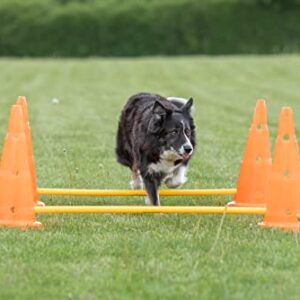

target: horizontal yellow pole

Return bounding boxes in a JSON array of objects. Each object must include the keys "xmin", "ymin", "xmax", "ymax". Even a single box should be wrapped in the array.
[
  {"xmin": 34, "ymin": 205, "xmax": 265, "ymax": 215},
  {"xmin": 37, "ymin": 188, "xmax": 236, "ymax": 197}
]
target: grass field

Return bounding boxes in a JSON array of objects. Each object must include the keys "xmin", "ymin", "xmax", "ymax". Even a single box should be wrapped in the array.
[{"xmin": 1, "ymin": 55, "xmax": 300, "ymax": 300}]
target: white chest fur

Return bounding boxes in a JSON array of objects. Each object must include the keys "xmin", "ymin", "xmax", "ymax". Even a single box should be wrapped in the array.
[{"xmin": 148, "ymin": 150, "xmax": 181, "ymax": 176}]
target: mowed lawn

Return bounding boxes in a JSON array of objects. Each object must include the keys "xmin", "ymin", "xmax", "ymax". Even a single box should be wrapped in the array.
[{"xmin": 1, "ymin": 56, "xmax": 300, "ymax": 300}]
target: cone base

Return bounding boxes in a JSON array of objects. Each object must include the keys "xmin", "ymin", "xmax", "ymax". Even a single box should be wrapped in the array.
[
  {"xmin": 227, "ymin": 201, "xmax": 265, "ymax": 208},
  {"xmin": 0, "ymin": 220, "xmax": 42, "ymax": 229},
  {"xmin": 258, "ymin": 221, "xmax": 300, "ymax": 231}
]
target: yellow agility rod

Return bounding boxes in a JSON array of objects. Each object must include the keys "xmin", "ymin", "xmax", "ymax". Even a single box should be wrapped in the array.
[
  {"xmin": 37, "ymin": 188, "xmax": 237, "ymax": 197},
  {"xmin": 34, "ymin": 205, "xmax": 265, "ymax": 215}
]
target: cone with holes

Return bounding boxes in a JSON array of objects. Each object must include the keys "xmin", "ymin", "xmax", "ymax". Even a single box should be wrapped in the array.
[
  {"xmin": 228, "ymin": 99, "xmax": 271, "ymax": 207},
  {"xmin": 0, "ymin": 105, "xmax": 41, "ymax": 228},
  {"xmin": 16, "ymin": 96, "xmax": 44, "ymax": 207},
  {"xmin": 259, "ymin": 107, "xmax": 300, "ymax": 231}
]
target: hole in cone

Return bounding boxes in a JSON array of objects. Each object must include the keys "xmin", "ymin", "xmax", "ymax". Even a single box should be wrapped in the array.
[
  {"xmin": 255, "ymin": 155, "xmax": 262, "ymax": 163},
  {"xmin": 256, "ymin": 123, "xmax": 263, "ymax": 130},
  {"xmin": 285, "ymin": 209, "xmax": 292, "ymax": 215},
  {"xmin": 282, "ymin": 134, "xmax": 290, "ymax": 141}
]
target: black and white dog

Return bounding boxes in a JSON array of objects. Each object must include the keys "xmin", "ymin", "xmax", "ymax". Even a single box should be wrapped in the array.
[{"xmin": 116, "ymin": 93, "xmax": 196, "ymax": 206}]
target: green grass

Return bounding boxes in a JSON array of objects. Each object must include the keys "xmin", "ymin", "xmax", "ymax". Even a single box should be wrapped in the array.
[{"xmin": 1, "ymin": 55, "xmax": 300, "ymax": 300}]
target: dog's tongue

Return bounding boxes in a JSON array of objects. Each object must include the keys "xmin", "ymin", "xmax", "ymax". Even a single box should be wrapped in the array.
[{"xmin": 182, "ymin": 153, "xmax": 190, "ymax": 161}]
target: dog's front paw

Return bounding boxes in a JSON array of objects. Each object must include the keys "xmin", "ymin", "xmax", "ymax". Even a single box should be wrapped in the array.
[{"xmin": 165, "ymin": 176, "xmax": 187, "ymax": 188}]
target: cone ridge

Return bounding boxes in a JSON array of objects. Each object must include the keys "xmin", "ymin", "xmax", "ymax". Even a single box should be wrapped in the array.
[
  {"xmin": 228, "ymin": 99, "xmax": 271, "ymax": 207},
  {"xmin": 0, "ymin": 102, "xmax": 41, "ymax": 228},
  {"xmin": 252, "ymin": 99, "xmax": 268, "ymax": 127},
  {"xmin": 259, "ymin": 107, "xmax": 300, "ymax": 231},
  {"xmin": 8, "ymin": 105, "xmax": 25, "ymax": 136},
  {"xmin": 16, "ymin": 96, "xmax": 29, "ymax": 124},
  {"xmin": 273, "ymin": 107, "xmax": 299, "ymax": 173},
  {"xmin": 15, "ymin": 96, "xmax": 42, "ymax": 206}
]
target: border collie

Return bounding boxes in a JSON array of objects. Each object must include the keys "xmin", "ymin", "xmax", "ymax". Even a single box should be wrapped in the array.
[{"xmin": 116, "ymin": 92, "xmax": 196, "ymax": 206}]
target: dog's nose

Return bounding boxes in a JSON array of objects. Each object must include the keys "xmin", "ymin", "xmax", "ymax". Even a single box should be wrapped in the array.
[{"xmin": 183, "ymin": 145, "xmax": 193, "ymax": 154}]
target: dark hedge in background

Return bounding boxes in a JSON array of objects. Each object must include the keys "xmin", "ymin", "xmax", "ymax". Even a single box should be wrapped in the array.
[{"xmin": 0, "ymin": 0, "xmax": 300, "ymax": 57}]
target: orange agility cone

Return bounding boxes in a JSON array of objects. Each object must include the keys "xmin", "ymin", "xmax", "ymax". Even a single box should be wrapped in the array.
[
  {"xmin": 16, "ymin": 96, "xmax": 44, "ymax": 207},
  {"xmin": 228, "ymin": 100, "xmax": 271, "ymax": 207},
  {"xmin": 0, "ymin": 105, "xmax": 41, "ymax": 229},
  {"xmin": 259, "ymin": 107, "xmax": 300, "ymax": 231}
]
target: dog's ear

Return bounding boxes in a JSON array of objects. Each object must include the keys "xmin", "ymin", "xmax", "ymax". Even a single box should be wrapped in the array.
[
  {"xmin": 148, "ymin": 101, "xmax": 168, "ymax": 133},
  {"xmin": 152, "ymin": 101, "xmax": 168, "ymax": 116},
  {"xmin": 181, "ymin": 98, "xmax": 193, "ymax": 113},
  {"xmin": 148, "ymin": 114, "xmax": 162, "ymax": 133}
]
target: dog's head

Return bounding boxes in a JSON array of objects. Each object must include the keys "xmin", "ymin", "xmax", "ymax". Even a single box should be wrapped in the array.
[{"xmin": 148, "ymin": 98, "xmax": 195, "ymax": 162}]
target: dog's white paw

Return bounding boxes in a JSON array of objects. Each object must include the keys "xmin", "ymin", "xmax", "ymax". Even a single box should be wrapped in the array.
[
  {"xmin": 130, "ymin": 178, "xmax": 144, "ymax": 189},
  {"xmin": 130, "ymin": 169, "xmax": 144, "ymax": 189},
  {"xmin": 165, "ymin": 165, "xmax": 188, "ymax": 188},
  {"xmin": 165, "ymin": 176, "xmax": 187, "ymax": 188}
]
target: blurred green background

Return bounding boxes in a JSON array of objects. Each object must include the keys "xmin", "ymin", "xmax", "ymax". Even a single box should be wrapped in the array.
[
  {"xmin": 1, "ymin": 2, "xmax": 300, "ymax": 300},
  {"xmin": 1, "ymin": 0, "xmax": 300, "ymax": 57}
]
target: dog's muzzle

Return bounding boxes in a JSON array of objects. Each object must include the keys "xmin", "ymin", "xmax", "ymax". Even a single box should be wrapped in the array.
[{"xmin": 181, "ymin": 144, "xmax": 193, "ymax": 160}]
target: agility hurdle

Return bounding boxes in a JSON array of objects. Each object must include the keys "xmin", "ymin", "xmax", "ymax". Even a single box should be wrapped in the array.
[
  {"xmin": 34, "ymin": 205, "xmax": 265, "ymax": 215},
  {"xmin": 37, "ymin": 188, "xmax": 236, "ymax": 197},
  {"xmin": 2, "ymin": 97, "xmax": 300, "ymax": 231}
]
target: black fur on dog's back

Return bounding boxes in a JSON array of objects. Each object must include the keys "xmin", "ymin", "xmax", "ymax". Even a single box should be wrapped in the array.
[{"xmin": 116, "ymin": 93, "xmax": 175, "ymax": 169}]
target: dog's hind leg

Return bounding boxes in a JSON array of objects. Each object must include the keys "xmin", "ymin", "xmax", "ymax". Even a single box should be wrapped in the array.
[{"xmin": 130, "ymin": 164, "xmax": 143, "ymax": 189}]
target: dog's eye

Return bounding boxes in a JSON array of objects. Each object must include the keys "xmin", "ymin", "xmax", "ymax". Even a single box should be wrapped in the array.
[
  {"xmin": 168, "ymin": 130, "xmax": 178, "ymax": 136},
  {"xmin": 185, "ymin": 129, "xmax": 191, "ymax": 136}
]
